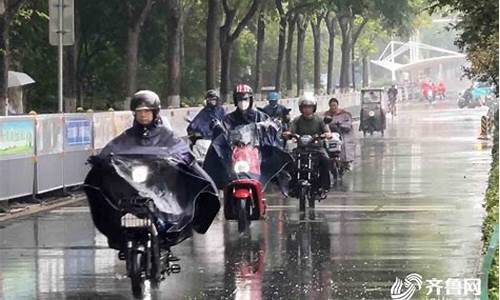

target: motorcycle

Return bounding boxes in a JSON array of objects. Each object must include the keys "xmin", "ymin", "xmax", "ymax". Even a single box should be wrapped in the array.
[
  {"xmin": 436, "ymin": 90, "xmax": 446, "ymax": 101},
  {"xmin": 426, "ymin": 90, "xmax": 435, "ymax": 104},
  {"xmin": 359, "ymin": 88, "xmax": 386, "ymax": 137},
  {"xmin": 457, "ymin": 89, "xmax": 481, "ymax": 109},
  {"xmin": 324, "ymin": 131, "xmax": 344, "ymax": 185},
  {"xmin": 204, "ymin": 121, "xmax": 292, "ymax": 234},
  {"xmin": 84, "ymin": 150, "xmax": 220, "ymax": 298},
  {"xmin": 322, "ymin": 117, "xmax": 346, "ymax": 185},
  {"xmin": 185, "ymin": 116, "xmax": 212, "ymax": 164},
  {"xmin": 288, "ymin": 134, "xmax": 329, "ymax": 212},
  {"xmin": 188, "ymin": 133, "xmax": 212, "ymax": 165},
  {"xmin": 387, "ymin": 95, "xmax": 397, "ymax": 116}
]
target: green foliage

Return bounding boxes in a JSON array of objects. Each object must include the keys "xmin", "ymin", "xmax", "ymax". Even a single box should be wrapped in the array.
[
  {"xmin": 430, "ymin": 0, "xmax": 499, "ymax": 89},
  {"xmin": 356, "ymin": 19, "xmax": 387, "ymax": 58},
  {"xmin": 10, "ymin": 0, "xmax": 428, "ymax": 112},
  {"xmin": 482, "ymin": 110, "xmax": 499, "ymax": 299}
]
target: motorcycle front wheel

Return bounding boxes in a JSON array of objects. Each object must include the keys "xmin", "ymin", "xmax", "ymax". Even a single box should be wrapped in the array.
[
  {"xmin": 308, "ymin": 191, "xmax": 315, "ymax": 208},
  {"xmin": 299, "ymin": 187, "xmax": 307, "ymax": 212},
  {"xmin": 130, "ymin": 250, "xmax": 145, "ymax": 299},
  {"xmin": 238, "ymin": 199, "xmax": 250, "ymax": 233}
]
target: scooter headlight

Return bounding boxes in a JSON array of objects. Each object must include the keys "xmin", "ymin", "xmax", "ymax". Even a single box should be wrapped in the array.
[
  {"xmin": 234, "ymin": 160, "xmax": 250, "ymax": 173},
  {"xmin": 132, "ymin": 165, "xmax": 149, "ymax": 183},
  {"xmin": 368, "ymin": 110, "xmax": 375, "ymax": 117},
  {"xmin": 299, "ymin": 135, "xmax": 313, "ymax": 145}
]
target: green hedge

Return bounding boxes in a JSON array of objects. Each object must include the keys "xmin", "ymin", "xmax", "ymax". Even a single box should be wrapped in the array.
[{"xmin": 483, "ymin": 110, "xmax": 499, "ymax": 300}]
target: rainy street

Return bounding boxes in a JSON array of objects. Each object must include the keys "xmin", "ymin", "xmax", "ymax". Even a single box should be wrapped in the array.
[{"xmin": 0, "ymin": 102, "xmax": 492, "ymax": 300}]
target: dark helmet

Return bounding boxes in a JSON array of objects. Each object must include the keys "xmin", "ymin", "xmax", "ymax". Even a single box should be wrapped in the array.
[
  {"xmin": 130, "ymin": 90, "xmax": 161, "ymax": 113},
  {"xmin": 205, "ymin": 89, "xmax": 220, "ymax": 106},
  {"xmin": 206, "ymin": 89, "xmax": 219, "ymax": 99},
  {"xmin": 233, "ymin": 84, "xmax": 253, "ymax": 107}
]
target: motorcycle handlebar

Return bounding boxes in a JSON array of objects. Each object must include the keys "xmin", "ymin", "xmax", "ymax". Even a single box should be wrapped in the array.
[{"xmin": 285, "ymin": 133, "xmax": 328, "ymax": 141}]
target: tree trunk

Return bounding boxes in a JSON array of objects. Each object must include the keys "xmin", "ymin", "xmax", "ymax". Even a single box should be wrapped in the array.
[
  {"xmin": 311, "ymin": 16, "xmax": 322, "ymax": 95},
  {"xmin": 254, "ymin": 10, "xmax": 265, "ymax": 101},
  {"xmin": 219, "ymin": 14, "xmax": 233, "ymax": 102},
  {"xmin": 0, "ymin": 0, "xmax": 27, "ymax": 115},
  {"xmin": 219, "ymin": 0, "xmax": 261, "ymax": 102},
  {"xmin": 275, "ymin": 13, "xmax": 286, "ymax": 93},
  {"xmin": 126, "ymin": 28, "xmax": 139, "ymax": 96},
  {"xmin": 206, "ymin": 0, "xmax": 219, "ymax": 90},
  {"xmin": 338, "ymin": 15, "xmax": 352, "ymax": 92},
  {"xmin": 350, "ymin": 18, "xmax": 367, "ymax": 92},
  {"xmin": 295, "ymin": 14, "xmax": 306, "ymax": 97},
  {"xmin": 64, "ymin": 44, "xmax": 78, "ymax": 112},
  {"xmin": 351, "ymin": 43, "xmax": 355, "ymax": 90},
  {"xmin": 166, "ymin": 0, "xmax": 183, "ymax": 108},
  {"xmin": 285, "ymin": 14, "xmax": 295, "ymax": 96},
  {"xmin": 362, "ymin": 55, "xmax": 369, "ymax": 87},
  {"xmin": 220, "ymin": 41, "xmax": 233, "ymax": 102},
  {"xmin": 326, "ymin": 13, "xmax": 336, "ymax": 95},
  {"xmin": 0, "ymin": 16, "xmax": 9, "ymax": 116},
  {"xmin": 124, "ymin": 0, "xmax": 153, "ymax": 109}
]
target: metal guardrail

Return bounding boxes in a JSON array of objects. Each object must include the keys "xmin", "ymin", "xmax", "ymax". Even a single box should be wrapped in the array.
[
  {"xmin": 0, "ymin": 92, "xmax": 360, "ymax": 202},
  {"xmin": 481, "ymin": 224, "xmax": 499, "ymax": 300}
]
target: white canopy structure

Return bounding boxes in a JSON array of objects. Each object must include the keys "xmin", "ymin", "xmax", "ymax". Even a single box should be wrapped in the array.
[{"xmin": 371, "ymin": 41, "xmax": 466, "ymax": 80}]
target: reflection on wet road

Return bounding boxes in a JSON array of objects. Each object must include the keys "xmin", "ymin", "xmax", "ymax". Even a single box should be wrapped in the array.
[{"xmin": 0, "ymin": 104, "xmax": 492, "ymax": 299}]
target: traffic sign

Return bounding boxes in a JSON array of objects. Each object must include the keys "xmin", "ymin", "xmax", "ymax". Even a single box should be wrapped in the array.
[{"xmin": 48, "ymin": 0, "xmax": 75, "ymax": 46}]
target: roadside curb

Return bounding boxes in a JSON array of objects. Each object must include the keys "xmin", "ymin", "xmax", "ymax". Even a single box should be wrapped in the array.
[{"xmin": 0, "ymin": 195, "xmax": 86, "ymax": 223}]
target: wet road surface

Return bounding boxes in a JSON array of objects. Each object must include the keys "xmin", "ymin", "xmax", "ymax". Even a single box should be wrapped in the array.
[{"xmin": 0, "ymin": 103, "xmax": 492, "ymax": 299}]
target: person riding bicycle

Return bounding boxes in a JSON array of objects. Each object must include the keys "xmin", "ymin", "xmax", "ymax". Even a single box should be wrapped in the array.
[{"xmin": 387, "ymin": 84, "xmax": 398, "ymax": 115}]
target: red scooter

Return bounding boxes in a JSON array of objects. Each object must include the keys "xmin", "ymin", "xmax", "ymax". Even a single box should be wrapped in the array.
[
  {"xmin": 223, "ymin": 138, "xmax": 266, "ymax": 233},
  {"xmin": 204, "ymin": 121, "xmax": 291, "ymax": 234}
]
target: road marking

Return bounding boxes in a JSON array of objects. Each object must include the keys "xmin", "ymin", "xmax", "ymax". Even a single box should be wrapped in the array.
[{"xmin": 266, "ymin": 204, "xmax": 454, "ymax": 212}]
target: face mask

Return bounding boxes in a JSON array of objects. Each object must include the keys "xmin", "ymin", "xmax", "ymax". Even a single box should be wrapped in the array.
[
  {"xmin": 237, "ymin": 100, "xmax": 250, "ymax": 111},
  {"xmin": 208, "ymin": 99, "xmax": 217, "ymax": 106}
]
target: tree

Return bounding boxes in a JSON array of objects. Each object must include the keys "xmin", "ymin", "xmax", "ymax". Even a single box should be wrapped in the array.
[
  {"xmin": 350, "ymin": 16, "xmax": 368, "ymax": 90},
  {"xmin": 124, "ymin": 0, "xmax": 153, "ymax": 104},
  {"xmin": 274, "ymin": 0, "xmax": 315, "ymax": 94},
  {"xmin": 430, "ymin": 0, "xmax": 499, "ymax": 91},
  {"xmin": 0, "ymin": 0, "xmax": 29, "ymax": 116},
  {"xmin": 310, "ymin": 13, "xmax": 322, "ymax": 95},
  {"xmin": 254, "ymin": 8, "xmax": 265, "ymax": 100},
  {"xmin": 284, "ymin": 12, "xmax": 295, "ymax": 96},
  {"xmin": 165, "ymin": 0, "xmax": 183, "ymax": 108},
  {"xmin": 274, "ymin": 0, "xmax": 286, "ymax": 93},
  {"xmin": 335, "ymin": 0, "xmax": 418, "ymax": 91},
  {"xmin": 337, "ymin": 4, "xmax": 352, "ymax": 92},
  {"xmin": 219, "ymin": 0, "xmax": 261, "ymax": 101},
  {"xmin": 325, "ymin": 11, "xmax": 336, "ymax": 94},
  {"xmin": 356, "ymin": 19, "xmax": 387, "ymax": 87},
  {"xmin": 295, "ymin": 13, "xmax": 307, "ymax": 96},
  {"xmin": 205, "ymin": 0, "xmax": 219, "ymax": 90}
]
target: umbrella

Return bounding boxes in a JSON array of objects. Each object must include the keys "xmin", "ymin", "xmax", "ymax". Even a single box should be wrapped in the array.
[{"xmin": 8, "ymin": 71, "xmax": 35, "ymax": 88}]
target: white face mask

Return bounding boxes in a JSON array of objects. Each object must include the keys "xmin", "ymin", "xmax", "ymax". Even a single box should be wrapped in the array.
[{"xmin": 237, "ymin": 100, "xmax": 250, "ymax": 111}]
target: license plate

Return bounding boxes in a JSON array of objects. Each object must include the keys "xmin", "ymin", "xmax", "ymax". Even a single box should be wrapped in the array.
[{"xmin": 121, "ymin": 213, "xmax": 151, "ymax": 228}]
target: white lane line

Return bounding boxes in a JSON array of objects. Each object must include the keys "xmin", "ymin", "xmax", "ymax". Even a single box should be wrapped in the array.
[{"xmin": 266, "ymin": 205, "xmax": 454, "ymax": 212}]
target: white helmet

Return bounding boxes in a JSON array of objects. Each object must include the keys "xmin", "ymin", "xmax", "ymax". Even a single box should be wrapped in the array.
[{"xmin": 298, "ymin": 94, "xmax": 317, "ymax": 112}]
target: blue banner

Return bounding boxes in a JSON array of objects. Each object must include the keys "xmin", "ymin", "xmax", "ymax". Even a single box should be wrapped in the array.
[{"xmin": 65, "ymin": 118, "xmax": 91, "ymax": 146}]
